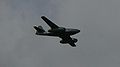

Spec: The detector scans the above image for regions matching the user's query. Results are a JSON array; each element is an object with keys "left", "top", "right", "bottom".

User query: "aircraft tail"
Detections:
[{"left": 33, "top": 25, "right": 45, "bottom": 33}]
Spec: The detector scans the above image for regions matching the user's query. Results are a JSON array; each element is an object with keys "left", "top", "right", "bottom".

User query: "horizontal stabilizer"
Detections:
[{"left": 33, "top": 25, "right": 45, "bottom": 33}]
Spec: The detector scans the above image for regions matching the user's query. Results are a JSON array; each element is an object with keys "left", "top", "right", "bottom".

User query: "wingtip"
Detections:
[{"left": 41, "top": 16, "right": 46, "bottom": 19}]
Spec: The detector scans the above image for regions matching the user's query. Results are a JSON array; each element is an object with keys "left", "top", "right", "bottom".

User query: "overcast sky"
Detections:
[{"left": 0, "top": 0, "right": 120, "bottom": 67}]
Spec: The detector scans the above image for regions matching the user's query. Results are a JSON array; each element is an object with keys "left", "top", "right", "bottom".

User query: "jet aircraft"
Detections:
[{"left": 34, "top": 16, "right": 80, "bottom": 47}]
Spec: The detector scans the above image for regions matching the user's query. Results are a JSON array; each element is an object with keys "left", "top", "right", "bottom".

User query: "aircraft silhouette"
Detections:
[{"left": 34, "top": 16, "right": 80, "bottom": 47}]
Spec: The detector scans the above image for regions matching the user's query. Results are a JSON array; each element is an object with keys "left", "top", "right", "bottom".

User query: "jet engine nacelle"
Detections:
[
  {"left": 60, "top": 40, "right": 68, "bottom": 44},
  {"left": 48, "top": 27, "right": 65, "bottom": 33},
  {"left": 72, "top": 38, "right": 78, "bottom": 43},
  {"left": 60, "top": 38, "right": 78, "bottom": 44}
]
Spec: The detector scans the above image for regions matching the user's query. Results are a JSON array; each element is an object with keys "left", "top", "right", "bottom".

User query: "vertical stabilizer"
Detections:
[{"left": 33, "top": 25, "right": 45, "bottom": 33}]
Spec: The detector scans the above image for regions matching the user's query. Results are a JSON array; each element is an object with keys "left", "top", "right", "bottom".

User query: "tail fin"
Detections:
[{"left": 33, "top": 25, "right": 45, "bottom": 33}]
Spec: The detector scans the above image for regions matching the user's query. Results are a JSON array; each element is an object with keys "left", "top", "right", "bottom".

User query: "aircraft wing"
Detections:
[
  {"left": 60, "top": 36, "right": 76, "bottom": 47},
  {"left": 41, "top": 16, "right": 59, "bottom": 29},
  {"left": 69, "top": 42, "right": 76, "bottom": 47}
]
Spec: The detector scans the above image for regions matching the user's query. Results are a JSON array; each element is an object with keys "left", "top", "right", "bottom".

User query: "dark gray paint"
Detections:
[{"left": 0, "top": 0, "right": 120, "bottom": 67}]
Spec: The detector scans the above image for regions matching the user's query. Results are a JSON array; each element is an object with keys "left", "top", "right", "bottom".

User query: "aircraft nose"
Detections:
[{"left": 76, "top": 29, "right": 80, "bottom": 33}]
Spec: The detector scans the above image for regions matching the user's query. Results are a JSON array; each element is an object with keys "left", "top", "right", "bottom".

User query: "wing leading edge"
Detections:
[{"left": 41, "top": 16, "right": 59, "bottom": 29}]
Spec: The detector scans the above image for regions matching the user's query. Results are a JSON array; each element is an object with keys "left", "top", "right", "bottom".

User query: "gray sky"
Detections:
[{"left": 0, "top": 0, "right": 120, "bottom": 67}]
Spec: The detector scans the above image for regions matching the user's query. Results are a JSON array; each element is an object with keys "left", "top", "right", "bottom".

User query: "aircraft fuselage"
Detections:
[{"left": 36, "top": 28, "right": 80, "bottom": 37}]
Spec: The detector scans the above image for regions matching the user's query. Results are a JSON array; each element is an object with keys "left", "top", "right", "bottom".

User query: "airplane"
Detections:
[{"left": 33, "top": 16, "right": 80, "bottom": 47}]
